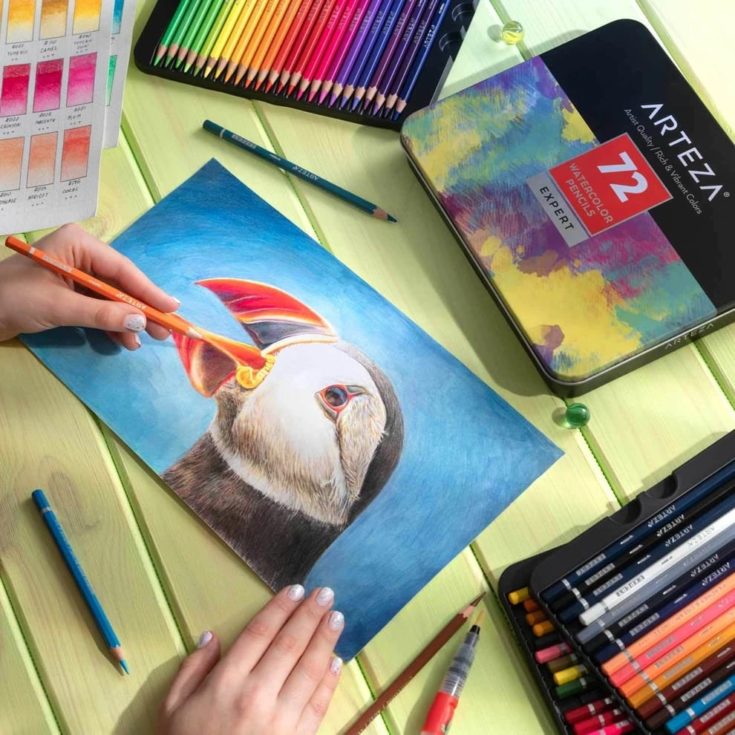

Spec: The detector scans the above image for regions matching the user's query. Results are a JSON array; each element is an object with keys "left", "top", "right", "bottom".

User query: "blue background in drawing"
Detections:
[{"left": 24, "top": 161, "right": 561, "bottom": 659}]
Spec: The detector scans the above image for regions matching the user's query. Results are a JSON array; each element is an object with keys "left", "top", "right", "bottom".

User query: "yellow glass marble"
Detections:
[{"left": 501, "top": 20, "right": 524, "bottom": 45}]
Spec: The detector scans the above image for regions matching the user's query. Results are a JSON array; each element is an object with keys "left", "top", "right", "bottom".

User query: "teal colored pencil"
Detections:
[
  {"left": 184, "top": 0, "right": 225, "bottom": 72},
  {"left": 175, "top": 0, "right": 218, "bottom": 68},
  {"left": 154, "top": 0, "right": 195, "bottom": 64},
  {"left": 202, "top": 119, "right": 397, "bottom": 222},
  {"left": 32, "top": 490, "right": 129, "bottom": 674},
  {"left": 194, "top": 0, "right": 235, "bottom": 74}
]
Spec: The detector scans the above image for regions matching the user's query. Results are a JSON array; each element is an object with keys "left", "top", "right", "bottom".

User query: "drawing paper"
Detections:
[
  {"left": 23, "top": 161, "right": 561, "bottom": 659},
  {"left": 104, "top": 0, "right": 134, "bottom": 146}
]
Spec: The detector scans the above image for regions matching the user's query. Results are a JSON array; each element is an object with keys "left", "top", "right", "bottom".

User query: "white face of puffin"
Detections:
[{"left": 210, "top": 342, "right": 387, "bottom": 526}]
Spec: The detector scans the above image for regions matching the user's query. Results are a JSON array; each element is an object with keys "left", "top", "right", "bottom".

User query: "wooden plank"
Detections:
[
  {"left": 492, "top": 0, "right": 735, "bottom": 501},
  {"left": 124, "top": 0, "right": 317, "bottom": 237},
  {"left": 0, "top": 339, "right": 184, "bottom": 733},
  {"left": 0, "top": 577, "right": 59, "bottom": 734}
]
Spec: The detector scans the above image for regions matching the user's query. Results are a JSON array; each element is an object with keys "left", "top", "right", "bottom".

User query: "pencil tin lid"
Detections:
[{"left": 401, "top": 20, "right": 735, "bottom": 395}]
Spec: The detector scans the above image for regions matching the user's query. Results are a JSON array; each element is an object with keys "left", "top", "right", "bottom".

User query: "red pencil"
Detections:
[
  {"left": 300, "top": 0, "right": 357, "bottom": 102},
  {"left": 274, "top": 0, "right": 324, "bottom": 92},
  {"left": 285, "top": 0, "right": 337, "bottom": 95}
]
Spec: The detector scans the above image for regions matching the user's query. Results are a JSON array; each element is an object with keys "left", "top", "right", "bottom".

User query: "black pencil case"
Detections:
[
  {"left": 502, "top": 430, "right": 735, "bottom": 735},
  {"left": 134, "top": 0, "right": 479, "bottom": 130}
]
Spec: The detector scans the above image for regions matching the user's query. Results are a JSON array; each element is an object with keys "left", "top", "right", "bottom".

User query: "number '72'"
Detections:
[{"left": 598, "top": 151, "right": 649, "bottom": 202}]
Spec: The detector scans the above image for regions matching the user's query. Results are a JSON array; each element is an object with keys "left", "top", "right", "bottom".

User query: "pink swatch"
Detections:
[
  {"left": 0, "top": 64, "right": 31, "bottom": 116},
  {"left": 33, "top": 59, "right": 64, "bottom": 112},
  {"left": 66, "top": 52, "right": 96, "bottom": 107}
]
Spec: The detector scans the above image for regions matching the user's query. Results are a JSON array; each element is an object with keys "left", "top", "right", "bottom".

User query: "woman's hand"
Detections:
[
  {"left": 158, "top": 585, "right": 344, "bottom": 735},
  {"left": 0, "top": 224, "right": 179, "bottom": 349}
]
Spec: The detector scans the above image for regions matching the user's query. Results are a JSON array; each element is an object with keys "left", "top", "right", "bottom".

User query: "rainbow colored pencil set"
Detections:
[
  {"left": 500, "top": 431, "right": 735, "bottom": 735},
  {"left": 135, "top": 0, "right": 477, "bottom": 128}
]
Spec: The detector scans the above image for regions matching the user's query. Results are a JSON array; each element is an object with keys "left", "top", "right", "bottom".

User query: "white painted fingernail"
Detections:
[
  {"left": 124, "top": 314, "right": 146, "bottom": 332},
  {"left": 330, "top": 656, "right": 343, "bottom": 675},
  {"left": 197, "top": 631, "right": 213, "bottom": 649},
  {"left": 328, "top": 611, "right": 344, "bottom": 631},
  {"left": 316, "top": 587, "right": 334, "bottom": 607},
  {"left": 171, "top": 297, "right": 181, "bottom": 306},
  {"left": 287, "top": 584, "right": 305, "bottom": 601},
  {"left": 132, "top": 334, "right": 141, "bottom": 349}
]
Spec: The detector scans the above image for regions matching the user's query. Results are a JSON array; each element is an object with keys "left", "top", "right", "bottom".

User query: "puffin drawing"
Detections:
[{"left": 163, "top": 278, "right": 404, "bottom": 589}]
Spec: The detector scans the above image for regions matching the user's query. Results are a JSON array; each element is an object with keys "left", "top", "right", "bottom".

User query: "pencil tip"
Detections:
[
  {"left": 120, "top": 660, "right": 130, "bottom": 674},
  {"left": 387, "top": 214, "right": 398, "bottom": 223}
]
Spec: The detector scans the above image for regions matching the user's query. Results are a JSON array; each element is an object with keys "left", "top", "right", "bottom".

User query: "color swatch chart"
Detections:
[
  {"left": 105, "top": 0, "right": 135, "bottom": 145},
  {"left": 0, "top": 0, "right": 113, "bottom": 234}
]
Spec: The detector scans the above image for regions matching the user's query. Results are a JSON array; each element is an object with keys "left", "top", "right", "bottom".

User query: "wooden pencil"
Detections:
[
  {"left": 241, "top": 0, "right": 291, "bottom": 87},
  {"left": 176, "top": 0, "right": 219, "bottom": 67},
  {"left": 203, "top": 0, "right": 247, "bottom": 77},
  {"left": 285, "top": 0, "right": 337, "bottom": 94},
  {"left": 164, "top": 0, "right": 204, "bottom": 65},
  {"left": 195, "top": 0, "right": 236, "bottom": 74},
  {"left": 154, "top": 0, "right": 195, "bottom": 64},
  {"left": 277, "top": 0, "right": 326, "bottom": 92},
  {"left": 224, "top": 0, "right": 270, "bottom": 83},
  {"left": 184, "top": 0, "right": 225, "bottom": 71},
  {"left": 344, "top": 593, "right": 486, "bottom": 735},
  {"left": 202, "top": 119, "right": 397, "bottom": 221},
  {"left": 252, "top": 0, "right": 305, "bottom": 89},
  {"left": 214, "top": 0, "right": 257, "bottom": 78}
]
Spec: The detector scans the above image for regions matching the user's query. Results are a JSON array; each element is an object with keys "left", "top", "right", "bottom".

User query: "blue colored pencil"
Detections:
[
  {"left": 202, "top": 119, "right": 397, "bottom": 221},
  {"left": 348, "top": 0, "right": 405, "bottom": 110},
  {"left": 391, "top": 0, "right": 450, "bottom": 119},
  {"left": 32, "top": 489, "right": 129, "bottom": 674}
]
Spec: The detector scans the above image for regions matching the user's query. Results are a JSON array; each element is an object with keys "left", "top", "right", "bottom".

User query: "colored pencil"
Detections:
[
  {"left": 318, "top": 0, "right": 370, "bottom": 103},
  {"left": 544, "top": 461, "right": 735, "bottom": 603},
  {"left": 392, "top": 0, "right": 449, "bottom": 118},
  {"left": 232, "top": 0, "right": 284, "bottom": 84},
  {"left": 573, "top": 709, "right": 626, "bottom": 734},
  {"left": 202, "top": 119, "right": 397, "bottom": 221},
  {"left": 277, "top": 0, "right": 326, "bottom": 92},
  {"left": 164, "top": 0, "right": 205, "bottom": 65},
  {"left": 382, "top": 0, "right": 440, "bottom": 112},
  {"left": 364, "top": 0, "right": 423, "bottom": 109},
  {"left": 536, "top": 641, "right": 572, "bottom": 664},
  {"left": 242, "top": 0, "right": 291, "bottom": 87},
  {"left": 176, "top": 0, "right": 219, "bottom": 67},
  {"left": 565, "top": 698, "right": 617, "bottom": 724},
  {"left": 287, "top": 0, "right": 339, "bottom": 95},
  {"left": 351, "top": 0, "right": 405, "bottom": 110},
  {"left": 203, "top": 0, "right": 247, "bottom": 77},
  {"left": 639, "top": 645, "right": 735, "bottom": 721},
  {"left": 330, "top": 0, "right": 383, "bottom": 104},
  {"left": 184, "top": 0, "right": 225, "bottom": 71},
  {"left": 671, "top": 693, "right": 735, "bottom": 734},
  {"left": 32, "top": 489, "right": 129, "bottom": 674},
  {"left": 214, "top": 0, "right": 258, "bottom": 78},
  {"left": 579, "top": 508, "right": 735, "bottom": 627},
  {"left": 252, "top": 0, "right": 304, "bottom": 89},
  {"left": 547, "top": 653, "right": 578, "bottom": 673},
  {"left": 195, "top": 0, "right": 236, "bottom": 74},
  {"left": 155, "top": 0, "right": 195, "bottom": 63},
  {"left": 588, "top": 548, "right": 735, "bottom": 657},
  {"left": 554, "top": 663, "right": 588, "bottom": 686},
  {"left": 556, "top": 675, "right": 595, "bottom": 699},
  {"left": 602, "top": 579, "right": 735, "bottom": 678},
  {"left": 344, "top": 593, "right": 485, "bottom": 735},
  {"left": 578, "top": 537, "right": 735, "bottom": 646},
  {"left": 3, "top": 237, "right": 270, "bottom": 375},
  {"left": 664, "top": 674, "right": 735, "bottom": 732},
  {"left": 562, "top": 493, "right": 735, "bottom": 623},
  {"left": 224, "top": 0, "right": 270, "bottom": 82},
  {"left": 304, "top": 0, "right": 358, "bottom": 102}
]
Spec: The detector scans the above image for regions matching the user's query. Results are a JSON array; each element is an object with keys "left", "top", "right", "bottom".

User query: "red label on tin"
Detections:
[{"left": 549, "top": 133, "right": 672, "bottom": 235}]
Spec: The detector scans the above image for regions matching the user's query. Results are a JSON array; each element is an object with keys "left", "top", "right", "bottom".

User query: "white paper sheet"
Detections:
[{"left": 104, "top": 0, "right": 134, "bottom": 146}]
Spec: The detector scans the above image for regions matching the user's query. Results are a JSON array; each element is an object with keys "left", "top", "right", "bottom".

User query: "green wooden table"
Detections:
[{"left": 1, "top": 1, "right": 733, "bottom": 732}]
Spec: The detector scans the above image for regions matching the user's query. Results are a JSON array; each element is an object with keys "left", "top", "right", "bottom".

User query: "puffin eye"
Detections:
[
  {"left": 317, "top": 384, "right": 365, "bottom": 419},
  {"left": 324, "top": 385, "right": 349, "bottom": 409}
]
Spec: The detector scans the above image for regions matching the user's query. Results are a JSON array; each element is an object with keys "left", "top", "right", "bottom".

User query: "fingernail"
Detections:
[
  {"left": 316, "top": 587, "right": 334, "bottom": 607},
  {"left": 132, "top": 334, "right": 141, "bottom": 349},
  {"left": 328, "top": 611, "right": 344, "bottom": 631},
  {"left": 330, "top": 656, "right": 343, "bottom": 675},
  {"left": 124, "top": 314, "right": 146, "bottom": 332},
  {"left": 171, "top": 297, "right": 181, "bottom": 307},
  {"left": 287, "top": 584, "right": 305, "bottom": 601},
  {"left": 197, "top": 631, "right": 213, "bottom": 649}
]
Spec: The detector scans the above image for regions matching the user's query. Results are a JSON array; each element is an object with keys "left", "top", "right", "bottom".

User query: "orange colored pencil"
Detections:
[
  {"left": 4, "top": 236, "right": 270, "bottom": 379},
  {"left": 223, "top": 0, "right": 269, "bottom": 82},
  {"left": 237, "top": 0, "right": 289, "bottom": 86},
  {"left": 626, "top": 620, "right": 735, "bottom": 709},
  {"left": 274, "top": 0, "right": 324, "bottom": 92},
  {"left": 252, "top": 0, "right": 304, "bottom": 89},
  {"left": 619, "top": 607, "right": 735, "bottom": 698},
  {"left": 285, "top": 0, "right": 337, "bottom": 94},
  {"left": 603, "top": 574, "right": 735, "bottom": 677}
]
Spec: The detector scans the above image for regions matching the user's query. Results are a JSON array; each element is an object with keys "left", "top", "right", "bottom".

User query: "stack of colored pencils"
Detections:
[{"left": 151, "top": 0, "right": 450, "bottom": 120}]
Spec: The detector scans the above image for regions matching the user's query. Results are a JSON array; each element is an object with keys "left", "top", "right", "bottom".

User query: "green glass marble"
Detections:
[
  {"left": 564, "top": 402, "right": 590, "bottom": 428},
  {"left": 501, "top": 20, "right": 524, "bottom": 45}
]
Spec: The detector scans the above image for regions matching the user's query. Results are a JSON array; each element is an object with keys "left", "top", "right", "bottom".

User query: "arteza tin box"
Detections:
[{"left": 401, "top": 20, "right": 735, "bottom": 396}]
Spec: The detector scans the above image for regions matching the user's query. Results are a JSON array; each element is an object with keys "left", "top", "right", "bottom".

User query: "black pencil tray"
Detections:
[
  {"left": 134, "top": 0, "right": 480, "bottom": 130},
  {"left": 505, "top": 431, "right": 735, "bottom": 735}
]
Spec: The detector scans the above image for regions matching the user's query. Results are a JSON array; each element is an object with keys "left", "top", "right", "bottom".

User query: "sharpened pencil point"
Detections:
[
  {"left": 387, "top": 214, "right": 397, "bottom": 223},
  {"left": 120, "top": 659, "right": 130, "bottom": 674}
]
